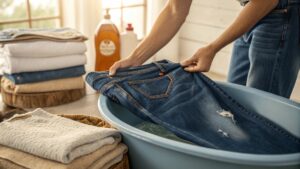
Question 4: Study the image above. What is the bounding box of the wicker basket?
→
[59,114,130,169]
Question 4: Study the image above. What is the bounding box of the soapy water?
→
[136,122,193,144]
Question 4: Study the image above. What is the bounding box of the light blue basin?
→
[98,82,300,169]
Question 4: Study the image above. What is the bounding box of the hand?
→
[109,57,142,76]
[180,45,217,72]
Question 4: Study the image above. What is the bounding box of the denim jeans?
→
[86,60,300,154]
[5,65,85,84]
[228,0,300,98]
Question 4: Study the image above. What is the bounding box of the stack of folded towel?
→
[0,28,88,108]
[0,108,128,169]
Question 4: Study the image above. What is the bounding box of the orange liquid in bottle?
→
[95,10,120,71]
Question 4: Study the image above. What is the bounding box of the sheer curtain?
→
[62,0,102,71]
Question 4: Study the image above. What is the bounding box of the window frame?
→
[0,0,63,28]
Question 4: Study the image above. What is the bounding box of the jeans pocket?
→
[128,74,173,99]
[252,22,288,51]
[251,30,283,51]
[259,8,288,25]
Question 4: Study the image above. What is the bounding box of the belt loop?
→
[286,0,290,8]
[153,62,166,73]
[281,0,289,9]
[153,62,166,76]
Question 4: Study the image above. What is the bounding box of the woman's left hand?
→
[180,44,217,72]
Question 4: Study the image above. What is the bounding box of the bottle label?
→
[100,40,116,56]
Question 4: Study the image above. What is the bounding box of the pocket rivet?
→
[159,72,164,76]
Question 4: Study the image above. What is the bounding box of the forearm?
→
[209,0,279,52]
[129,0,192,64]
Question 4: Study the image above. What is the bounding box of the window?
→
[102,0,147,39]
[0,0,62,30]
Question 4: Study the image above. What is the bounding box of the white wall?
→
[179,0,242,76]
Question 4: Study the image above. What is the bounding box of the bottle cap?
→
[126,23,134,31]
[104,9,110,19]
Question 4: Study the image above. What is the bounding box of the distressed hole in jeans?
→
[217,129,229,138]
[217,109,236,124]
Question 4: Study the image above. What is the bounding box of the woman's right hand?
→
[109,57,142,76]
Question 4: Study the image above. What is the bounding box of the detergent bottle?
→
[120,23,139,58]
[95,9,120,71]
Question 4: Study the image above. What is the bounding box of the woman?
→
[109,0,300,98]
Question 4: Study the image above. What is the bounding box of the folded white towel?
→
[0,108,121,164]
[4,41,87,58]
[2,54,86,74]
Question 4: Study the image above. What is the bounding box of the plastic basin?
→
[98,82,300,169]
